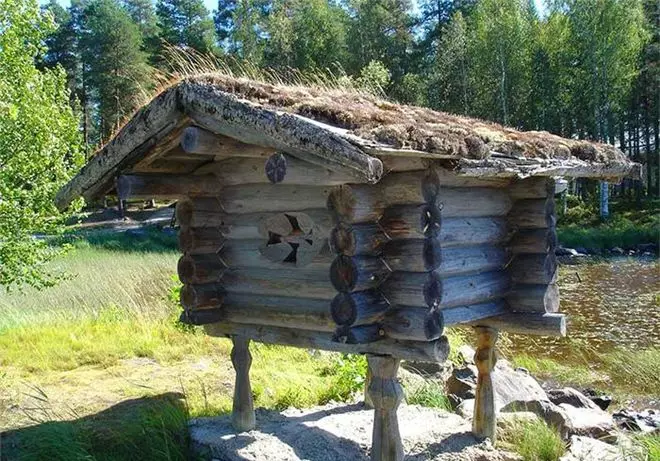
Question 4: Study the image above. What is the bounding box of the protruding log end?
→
[327,185,357,223]
[178,253,227,284]
[180,308,224,325]
[421,203,442,237]
[330,223,356,255]
[175,199,194,227]
[330,291,390,326]
[265,152,287,184]
[330,256,390,293]
[424,309,444,341]
[180,283,224,310]
[423,273,443,309]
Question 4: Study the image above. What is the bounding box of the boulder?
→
[559,403,616,442]
[501,399,573,440]
[446,365,478,400]
[492,360,548,410]
[560,436,623,461]
[611,247,625,255]
[547,388,600,410]
[457,345,476,365]
[456,398,474,419]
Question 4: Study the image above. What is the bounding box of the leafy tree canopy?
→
[0,0,84,288]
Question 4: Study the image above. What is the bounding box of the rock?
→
[574,247,589,255]
[492,360,548,410]
[189,403,518,461]
[456,399,474,419]
[613,409,660,433]
[547,388,600,410]
[558,403,616,442]
[582,389,612,410]
[556,247,580,256]
[560,436,623,461]
[457,345,476,365]
[446,365,478,400]
[501,399,573,439]
[637,243,658,253]
[611,247,625,255]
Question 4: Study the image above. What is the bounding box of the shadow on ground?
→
[1,393,190,461]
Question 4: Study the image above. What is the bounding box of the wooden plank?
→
[509,253,558,284]
[194,153,363,185]
[508,228,557,254]
[221,267,336,299]
[204,322,450,363]
[116,174,220,200]
[381,271,510,309]
[382,242,510,274]
[470,312,566,336]
[506,283,560,313]
[220,184,333,214]
[380,212,509,245]
[181,126,275,158]
[179,82,383,183]
[441,300,508,326]
[508,198,556,229]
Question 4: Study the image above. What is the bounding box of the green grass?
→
[405,380,452,410]
[499,418,566,461]
[631,434,660,461]
[511,346,660,402]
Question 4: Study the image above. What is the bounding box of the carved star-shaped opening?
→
[260,213,322,267]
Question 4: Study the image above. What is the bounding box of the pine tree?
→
[156,0,216,53]
[122,0,160,58]
[214,0,236,49]
[347,0,415,89]
[81,0,153,139]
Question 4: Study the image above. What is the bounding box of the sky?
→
[46,0,546,18]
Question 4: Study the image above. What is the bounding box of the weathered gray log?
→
[329,185,512,223]
[330,255,391,292]
[221,267,336,299]
[331,291,390,326]
[439,300,508,326]
[220,293,335,331]
[176,200,333,238]
[506,283,560,313]
[470,312,566,336]
[214,239,332,270]
[116,174,219,200]
[179,83,383,183]
[180,283,224,310]
[383,242,510,274]
[181,126,274,158]
[329,223,391,256]
[509,253,558,284]
[178,253,226,285]
[508,198,556,229]
[178,227,224,254]
[472,327,498,441]
[381,271,510,309]
[367,355,404,461]
[204,322,450,363]
[381,307,444,342]
[334,324,384,344]
[219,183,333,214]
[194,153,362,186]
[231,336,256,432]
[508,177,555,200]
[55,88,186,210]
[181,308,223,325]
[380,211,509,246]
[508,228,557,254]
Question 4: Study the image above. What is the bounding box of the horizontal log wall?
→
[163,138,526,357]
[506,178,560,314]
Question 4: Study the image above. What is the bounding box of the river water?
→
[507,258,660,359]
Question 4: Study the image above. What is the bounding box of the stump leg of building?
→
[366,354,404,461]
[231,335,256,432]
[472,326,498,441]
[364,364,374,409]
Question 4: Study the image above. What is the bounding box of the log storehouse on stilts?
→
[55,76,640,461]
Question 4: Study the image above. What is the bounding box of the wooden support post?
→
[472,326,498,441]
[367,355,404,461]
[231,336,256,432]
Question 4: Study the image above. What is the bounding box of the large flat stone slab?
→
[190,403,518,461]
